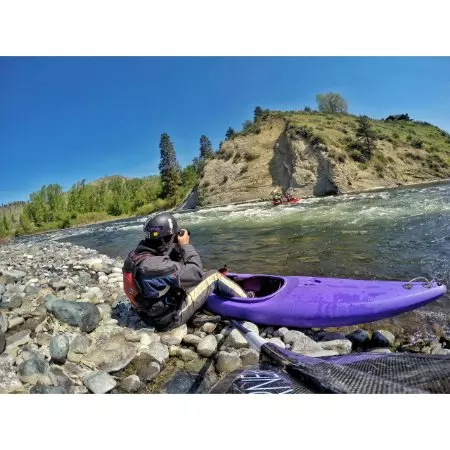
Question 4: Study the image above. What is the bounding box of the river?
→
[20,182,450,339]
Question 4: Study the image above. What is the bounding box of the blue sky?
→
[1,56,449,204]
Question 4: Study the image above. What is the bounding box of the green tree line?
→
[1,132,215,238]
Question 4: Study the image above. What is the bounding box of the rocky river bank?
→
[1,240,449,394]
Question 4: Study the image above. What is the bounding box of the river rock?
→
[0,331,5,354]
[72,385,89,394]
[25,285,40,296]
[315,331,348,342]
[142,342,169,366]
[0,313,8,332]
[318,339,352,355]
[78,271,91,286]
[45,296,101,333]
[169,345,180,357]
[50,281,67,292]
[49,366,74,392]
[1,269,27,281]
[18,358,50,384]
[368,348,392,353]
[85,287,104,302]
[0,354,24,393]
[160,324,188,346]
[262,326,275,337]
[83,371,116,394]
[197,335,218,357]
[273,327,289,338]
[192,313,222,328]
[120,375,141,393]
[140,333,153,347]
[183,334,202,346]
[201,322,217,333]
[242,321,259,334]
[346,329,370,349]
[283,330,322,353]
[224,329,248,348]
[6,329,31,348]
[305,349,340,357]
[7,296,23,310]
[124,331,141,343]
[80,258,103,270]
[22,316,46,333]
[82,333,137,372]
[216,351,241,373]
[8,316,25,329]
[371,330,396,348]
[179,348,199,362]
[35,333,52,347]
[240,348,260,366]
[21,346,43,361]
[183,358,204,373]
[30,385,68,394]
[67,351,83,363]
[267,337,286,348]
[97,303,112,319]
[429,341,448,355]
[70,335,92,354]
[193,330,207,338]
[0,284,6,295]
[137,360,161,382]
[50,334,70,364]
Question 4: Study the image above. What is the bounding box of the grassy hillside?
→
[281,111,450,173]
[197,111,450,206]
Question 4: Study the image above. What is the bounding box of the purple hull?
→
[206,274,447,328]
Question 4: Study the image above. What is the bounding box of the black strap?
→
[163,234,177,256]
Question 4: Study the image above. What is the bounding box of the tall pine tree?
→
[356,115,376,160]
[158,133,181,199]
[254,106,264,122]
[225,127,235,141]
[199,135,213,159]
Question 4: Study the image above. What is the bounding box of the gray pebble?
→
[120,375,141,393]
[83,371,117,394]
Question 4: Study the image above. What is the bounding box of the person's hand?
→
[177,229,190,245]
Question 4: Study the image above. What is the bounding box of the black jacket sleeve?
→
[176,244,204,289]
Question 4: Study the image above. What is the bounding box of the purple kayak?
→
[205,273,447,328]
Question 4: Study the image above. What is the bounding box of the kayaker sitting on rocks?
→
[122,212,248,331]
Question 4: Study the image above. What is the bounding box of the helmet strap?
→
[163,233,177,256]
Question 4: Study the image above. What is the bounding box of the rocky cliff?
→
[191,112,450,207]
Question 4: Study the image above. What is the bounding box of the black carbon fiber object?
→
[210,322,450,394]
[211,353,450,394]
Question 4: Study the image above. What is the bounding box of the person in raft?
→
[284,188,294,201]
[122,212,248,331]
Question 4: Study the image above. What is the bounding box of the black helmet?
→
[143,212,179,240]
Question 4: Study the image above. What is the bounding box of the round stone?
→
[50,334,70,364]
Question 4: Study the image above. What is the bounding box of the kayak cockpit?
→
[226,275,286,299]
